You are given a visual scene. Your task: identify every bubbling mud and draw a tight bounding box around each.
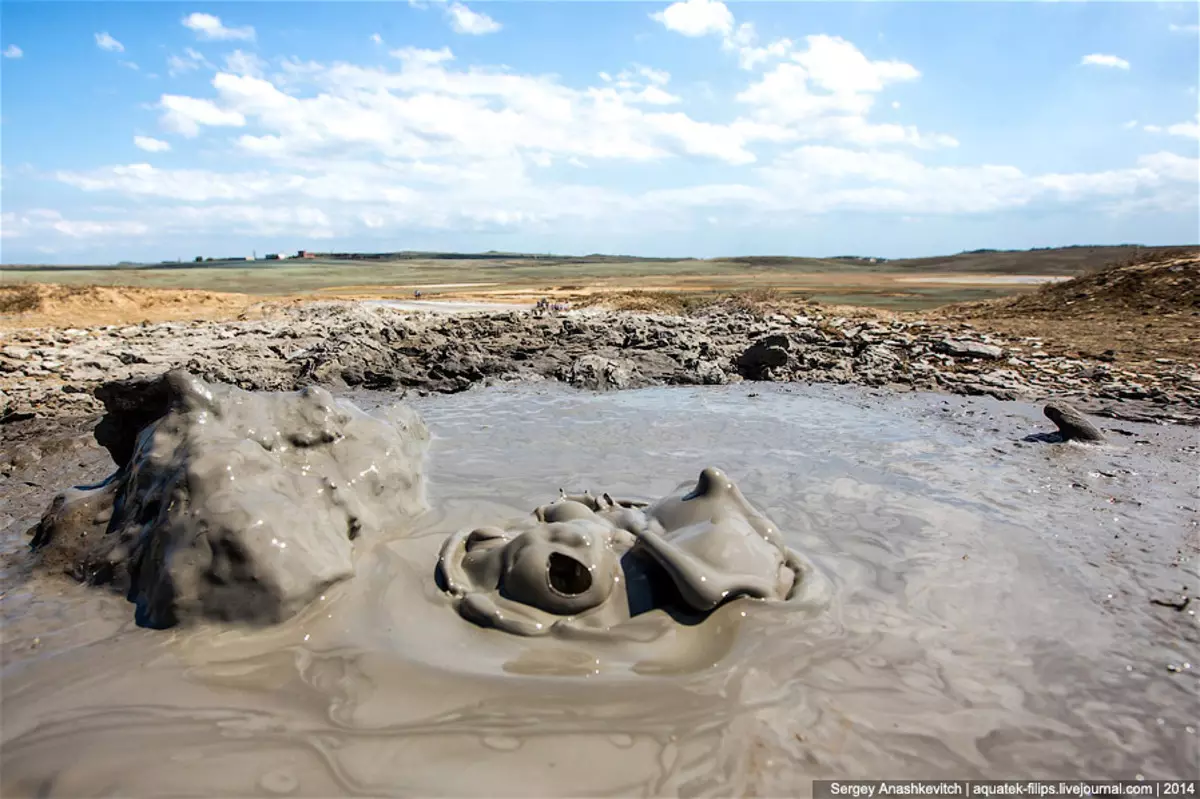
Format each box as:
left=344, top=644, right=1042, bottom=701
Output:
left=2, top=382, right=1196, bottom=796
left=436, top=468, right=829, bottom=637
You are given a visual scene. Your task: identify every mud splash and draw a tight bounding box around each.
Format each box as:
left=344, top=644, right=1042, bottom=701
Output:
left=2, top=383, right=1197, bottom=796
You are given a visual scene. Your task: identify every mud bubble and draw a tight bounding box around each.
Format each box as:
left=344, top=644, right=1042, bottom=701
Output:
left=436, top=466, right=831, bottom=638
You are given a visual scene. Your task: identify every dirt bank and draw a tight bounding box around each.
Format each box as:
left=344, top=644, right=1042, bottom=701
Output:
left=939, top=252, right=1200, bottom=369
left=0, top=283, right=276, bottom=329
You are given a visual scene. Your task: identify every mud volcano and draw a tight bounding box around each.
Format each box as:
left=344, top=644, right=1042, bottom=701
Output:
left=437, top=468, right=824, bottom=637
left=29, top=370, right=430, bottom=627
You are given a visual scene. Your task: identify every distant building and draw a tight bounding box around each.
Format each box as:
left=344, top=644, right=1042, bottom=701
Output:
left=264, top=253, right=281, bottom=260
left=296, top=250, right=317, bottom=259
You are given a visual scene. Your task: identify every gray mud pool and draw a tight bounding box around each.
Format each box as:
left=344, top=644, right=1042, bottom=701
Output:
left=1, top=382, right=1197, bottom=796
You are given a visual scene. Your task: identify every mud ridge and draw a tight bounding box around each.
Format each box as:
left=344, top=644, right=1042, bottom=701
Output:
left=1, top=301, right=1197, bottom=433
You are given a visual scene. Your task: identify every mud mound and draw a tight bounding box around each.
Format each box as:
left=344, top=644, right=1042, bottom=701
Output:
left=949, top=252, right=1199, bottom=319
left=0, top=284, right=256, bottom=328
left=29, top=370, right=430, bottom=628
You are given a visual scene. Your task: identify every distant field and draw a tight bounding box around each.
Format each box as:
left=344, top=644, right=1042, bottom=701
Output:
left=3, top=245, right=1195, bottom=312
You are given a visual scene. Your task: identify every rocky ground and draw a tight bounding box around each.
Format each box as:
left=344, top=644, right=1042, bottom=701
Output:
left=1, top=294, right=1197, bottom=440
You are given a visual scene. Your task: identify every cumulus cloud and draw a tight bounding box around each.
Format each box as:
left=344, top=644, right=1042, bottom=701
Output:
left=36, top=25, right=1196, bottom=244
left=95, top=32, right=124, bottom=52
left=1081, top=53, right=1130, bottom=70
left=159, top=95, right=246, bottom=137
left=723, top=21, right=790, bottom=70
left=446, top=2, right=502, bottom=34
left=652, top=0, right=734, bottom=37
left=182, top=12, right=256, bottom=42
left=733, top=35, right=949, bottom=148
left=371, top=33, right=383, bottom=44
left=3, top=44, right=22, bottom=59
left=134, top=136, right=172, bottom=152
left=1168, top=23, right=1200, bottom=34
left=653, top=2, right=795, bottom=72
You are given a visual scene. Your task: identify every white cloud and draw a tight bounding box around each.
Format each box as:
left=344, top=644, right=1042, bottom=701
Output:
left=3, top=44, right=22, bottom=59
left=1123, top=119, right=1138, bottom=129
left=1164, top=112, right=1200, bottom=139
left=652, top=0, right=734, bottom=38
left=1081, top=53, right=1130, bottom=70
left=159, top=95, right=246, bottom=137
left=723, top=22, right=791, bottom=70
left=224, top=49, right=267, bottom=78
left=1, top=209, right=149, bottom=239
left=1168, top=23, right=1200, bottom=34
left=37, top=30, right=1197, bottom=245
left=756, top=145, right=1194, bottom=215
left=371, top=33, right=383, bottom=45
left=167, top=47, right=212, bottom=76
left=892, top=101, right=901, bottom=109
left=119, top=60, right=140, bottom=70
left=1141, top=114, right=1200, bottom=138
left=603, top=66, right=682, bottom=105
left=95, top=32, right=124, bottom=52
left=182, top=13, right=256, bottom=42
left=134, top=136, right=172, bottom=152
left=638, top=65, right=671, bottom=86
left=1167, top=121, right=1200, bottom=138
left=446, top=3, right=501, bottom=35
left=734, top=36, right=947, bottom=149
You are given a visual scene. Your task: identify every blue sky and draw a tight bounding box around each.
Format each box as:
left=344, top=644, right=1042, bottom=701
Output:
left=1, top=0, right=1198, bottom=264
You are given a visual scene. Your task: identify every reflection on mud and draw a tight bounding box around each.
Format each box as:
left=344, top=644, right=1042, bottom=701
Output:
left=2, top=383, right=1197, bottom=796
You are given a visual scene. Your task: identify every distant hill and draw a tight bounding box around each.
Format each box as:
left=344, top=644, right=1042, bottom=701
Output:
left=716, top=245, right=1199, bottom=276
left=952, top=248, right=1199, bottom=318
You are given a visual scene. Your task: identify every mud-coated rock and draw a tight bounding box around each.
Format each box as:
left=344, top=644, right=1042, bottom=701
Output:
left=937, top=339, right=1004, bottom=360
left=560, top=355, right=634, bottom=391
left=737, top=335, right=790, bottom=379
left=92, top=373, right=175, bottom=466
left=1044, top=401, right=1106, bottom=442
left=30, top=370, right=430, bottom=628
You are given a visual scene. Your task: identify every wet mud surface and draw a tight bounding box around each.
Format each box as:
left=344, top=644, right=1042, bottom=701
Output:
left=1, top=382, right=1197, bottom=795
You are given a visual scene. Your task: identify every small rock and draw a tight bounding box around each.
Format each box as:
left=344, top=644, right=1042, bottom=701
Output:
left=937, top=339, right=1004, bottom=360
left=1, top=346, right=31, bottom=360
left=736, top=335, right=790, bottom=380
left=1044, top=401, right=1106, bottom=443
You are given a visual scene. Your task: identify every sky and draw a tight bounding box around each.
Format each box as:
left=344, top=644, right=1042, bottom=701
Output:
left=1, top=0, right=1198, bottom=264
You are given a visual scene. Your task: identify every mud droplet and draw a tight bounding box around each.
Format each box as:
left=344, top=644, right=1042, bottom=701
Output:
left=482, top=735, right=522, bottom=751
left=259, top=770, right=297, bottom=794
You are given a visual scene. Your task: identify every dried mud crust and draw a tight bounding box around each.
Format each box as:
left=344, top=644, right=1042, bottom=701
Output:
left=1, top=305, right=1197, bottom=430
left=1, top=255, right=1197, bottom=427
